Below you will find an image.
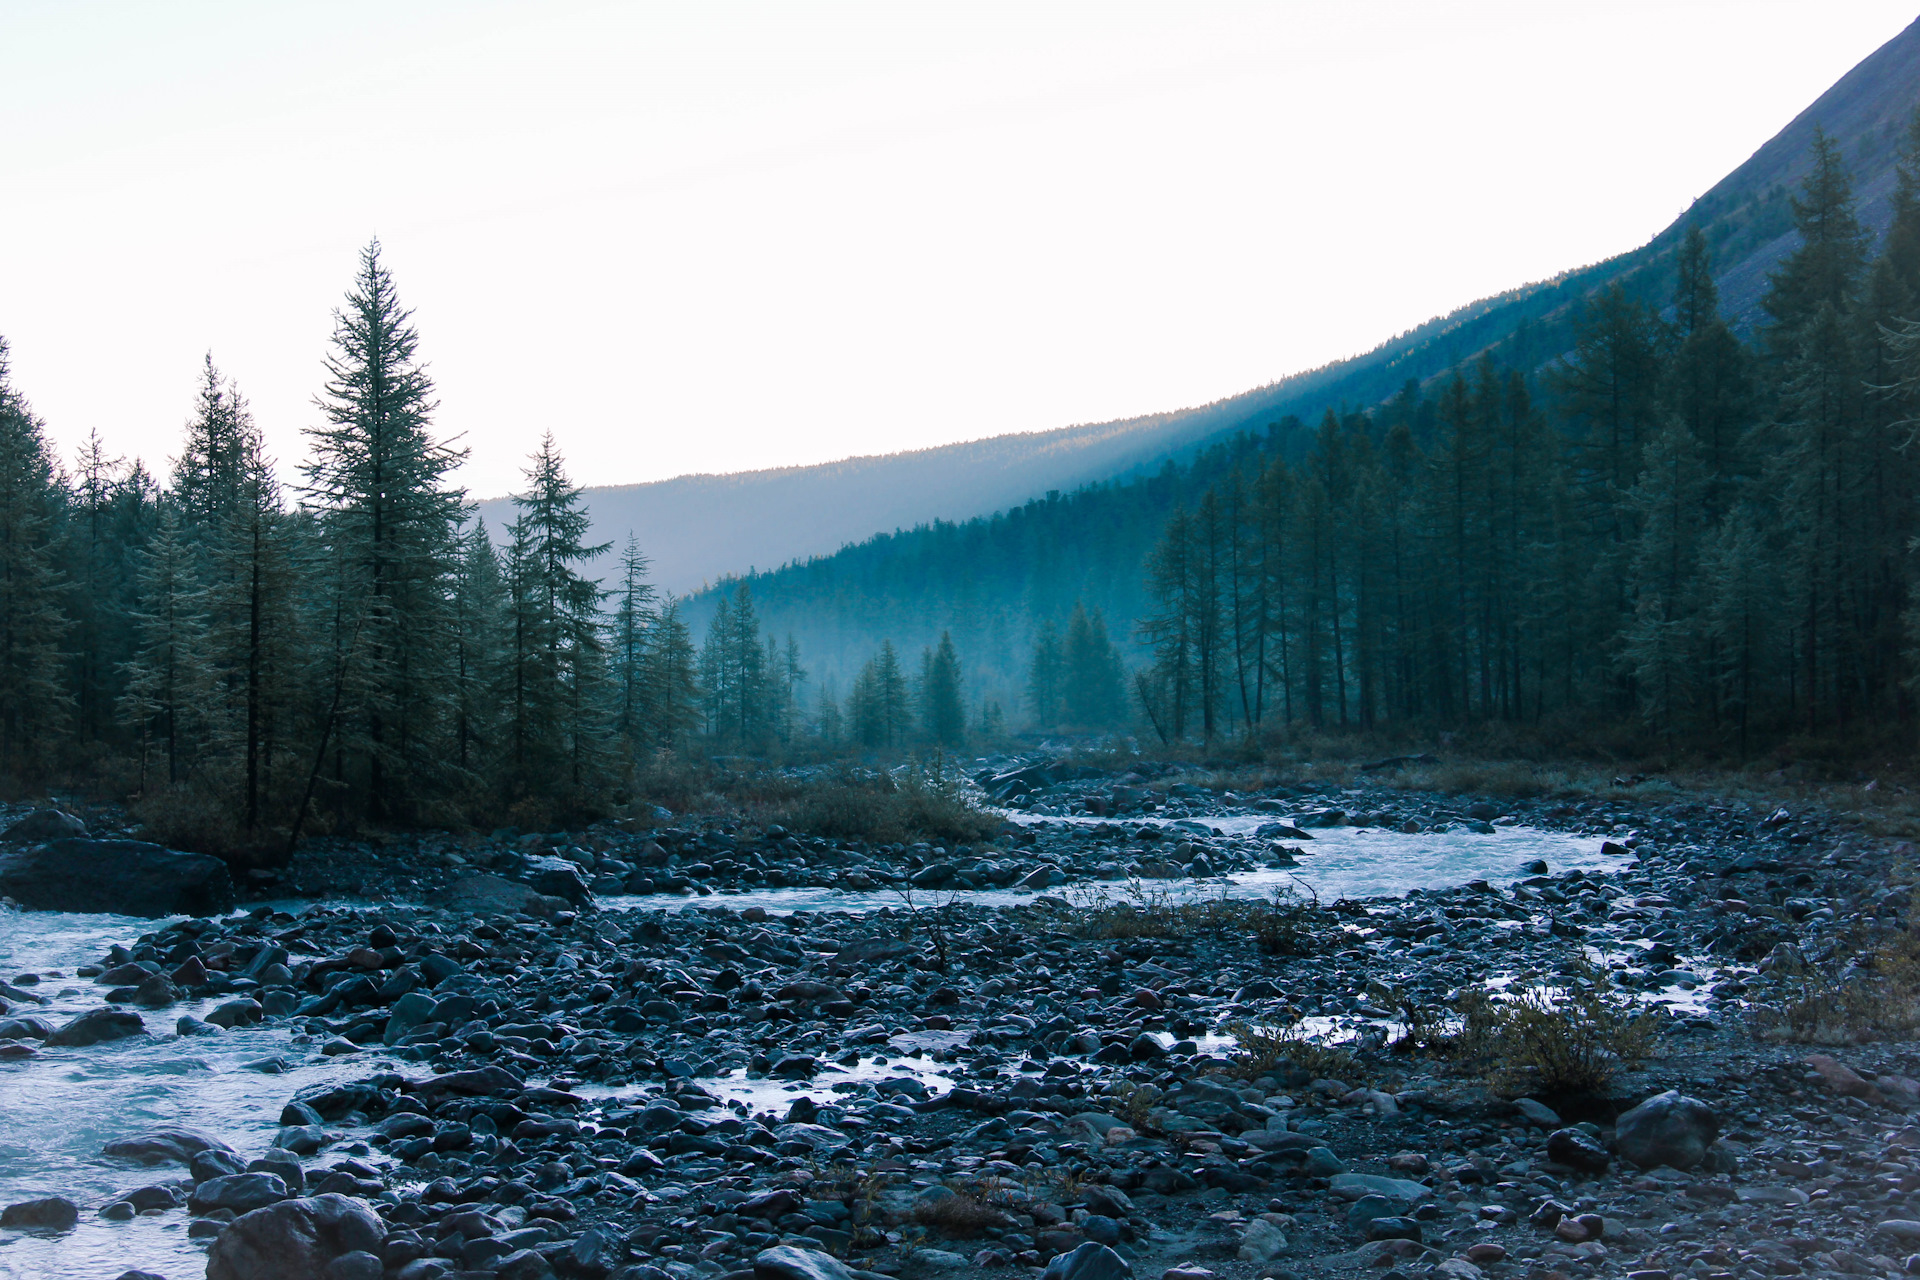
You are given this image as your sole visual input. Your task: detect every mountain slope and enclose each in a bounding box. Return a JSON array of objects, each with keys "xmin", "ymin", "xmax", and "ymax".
[
  {"xmin": 474, "ymin": 396, "xmax": 1284, "ymax": 593},
  {"xmin": 682, "ymin": 16, "xmax": 1920, "ymax": 708},
  {"xmin": 490, "ymin": 18, "xmax": 1920, "ymax": 595}
]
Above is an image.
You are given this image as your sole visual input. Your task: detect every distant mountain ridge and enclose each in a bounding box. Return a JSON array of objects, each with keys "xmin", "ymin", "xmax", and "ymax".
[{"xmin": 486, "ymin": 15, "xmax": 1920, "ymax": 600}]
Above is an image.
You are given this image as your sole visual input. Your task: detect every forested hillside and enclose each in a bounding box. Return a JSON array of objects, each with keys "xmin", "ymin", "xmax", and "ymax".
[
  {"xmin": 694, "ymin": 18, "xmax": 1920, "ymax": 740},
  {"xmin": 538, "ymin": 18, "xmax": 1920, "ymax": 603}
]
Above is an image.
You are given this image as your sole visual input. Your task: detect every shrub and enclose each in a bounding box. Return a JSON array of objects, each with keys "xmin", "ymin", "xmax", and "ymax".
[
  {"xmin": 1750, "ymin": 928, "xmax": 1920, "ymax": 1043},
  {"xmin": 777, "ymin": 765, "xmax": 1004, "ymax": 845},
  {"xmin": 1452, "ymin": 961, "xmax": 1658, "ymax": 1096},
  {"xmin": 1071, "ymin": 884, "xmax": 1323, "ymax": 953},
  {"xmin": 1220, "ymin": 1016, "xmax": 1353, "ymax": 1081},
  {"xmin": 911, "ymin": 1190, "xmax": 1017, "ymax": 1238},
  {"xmin": 129, "ymin": 782, "xmax": 276, "ymax": 864}
]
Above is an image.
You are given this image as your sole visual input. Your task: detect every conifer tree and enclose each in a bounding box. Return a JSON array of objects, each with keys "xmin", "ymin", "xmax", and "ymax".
[
  {"xmin": 1062, "ymin": 601, "xmax": 1125, "ymax": 728},
  {"xmin": 119, "ymin": 506, "xmax": 210, "ymax": 786},
  {"xmin": 197, "ymin": 395, "xmax": 296, "ymax": 831},
  {"xmin": 501, "ymin": 434, "xmax": 610, "ymax": 801},
  {"xmin": 701, "ymin": 583, "xmax": 769, "ymax": 748},
  {"xmin": 1668, "ymin": 226, "xmax": 1751, "ymax": 512},
  {"xmin": 66, "ymin": 429, "xmax": 145, "ymax": 749},
  {"xmin": 1026, "ymin": 621, "xmax": 1064, "ymax": 730},
  {"xmin": 1762, "ymin": 126, "xmax": 1868, "ymax": 353},
  {"xmin": 449, "ymin": 520, "xmax": 504, "ymax": 778},
  {"xmin": 610, "ymin": 535, "xmax": 656, "ymax": 757},
  {"xmin": 303, "ymin": 241, "xmax": 468, "ymax": 820},
  {"xmin": 1622, "ymin": 418, "xmax": 1708, "ymax": 740},
  {"xmin": 0, "ymin": 339, "xmax": 72, "ymax": 775},
  {"xmin": 848, "ymin": 641, "xmax": 908, "ymax": 749},
  {"xmin": 919, "ymin": 631, "xmax": 965, "ymax": 747},
  {"xmin": 640, "ymin": 600, "xmax": 701, "ymax": 751}
]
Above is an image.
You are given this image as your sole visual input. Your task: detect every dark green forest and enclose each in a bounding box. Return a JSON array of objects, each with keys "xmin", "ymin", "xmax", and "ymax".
[{"xmin": 7, "ymin": 124, "xmax": 1920, "ymax": 849}]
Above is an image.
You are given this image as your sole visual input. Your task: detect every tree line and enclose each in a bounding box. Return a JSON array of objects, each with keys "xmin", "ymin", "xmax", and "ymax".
[
  {"xmin": 0, "ymin": 243, "xmax": 1026, "ymax": 843},
  {"xmin": 1139, "ymin": 124, "xmax": 1920, "ymax": 753}
]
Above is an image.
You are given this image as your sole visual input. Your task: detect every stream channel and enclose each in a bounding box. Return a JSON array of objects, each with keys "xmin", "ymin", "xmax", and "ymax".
[{"xmin": 0, "ymin": 821, "xmax": 1618, "ymax": 1278}]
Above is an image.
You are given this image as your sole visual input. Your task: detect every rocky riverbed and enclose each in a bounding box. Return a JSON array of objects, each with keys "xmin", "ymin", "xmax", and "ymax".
[{"xmin": 3, "ymin": 764, "xmax": 1920, "ymax": 1280}]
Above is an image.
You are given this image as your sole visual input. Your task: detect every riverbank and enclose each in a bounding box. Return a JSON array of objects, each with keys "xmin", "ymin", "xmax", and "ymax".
[{"xmin": 1, "ymin": 764, "xmax": 1916, "ymax": 1280}]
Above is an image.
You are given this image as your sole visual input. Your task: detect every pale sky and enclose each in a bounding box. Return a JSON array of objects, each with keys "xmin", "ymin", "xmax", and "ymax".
[{"xmin": 3, "ymin": 1, "xmax": 1916, "ymax": 499}]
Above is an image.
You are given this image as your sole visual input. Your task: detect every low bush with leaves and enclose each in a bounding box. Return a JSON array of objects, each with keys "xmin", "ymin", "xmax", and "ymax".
[
  {"xmin": 1220, "ymin": 1016, "xmax": 1354, "ymax": 1081},
  {"xmin": 1452, "ymin": 960, "xmax": 1658, "ymax": 1096},
  {"xmin": 773, "ymin": 763, "xmax": 1003, "ymax": 845},
  {"xmin": 1749, "ymin": 925, "xmax": 1920, "ymax": 1043},
  {"xmin": 1070, "ymin": 884, "xmax": 1322, "ymax": 954}
]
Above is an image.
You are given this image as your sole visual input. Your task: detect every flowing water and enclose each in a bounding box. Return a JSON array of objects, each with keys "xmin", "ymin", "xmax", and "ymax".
[
  {"xmin": 0, "ymin": 910, "xmax": 406, "ymax": 1280},
  {"xmin": 601, "ymin": 821, "xmax": 1620, "ymax": 916},
  {"xmin": 0, "ymin": 821, "xmax": 1618, "ymax": 1278}
]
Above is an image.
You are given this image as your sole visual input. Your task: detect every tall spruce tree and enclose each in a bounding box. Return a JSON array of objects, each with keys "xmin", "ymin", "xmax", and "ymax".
[
  {"xmin": 449, "ymin": 520, "xmax": 504, "ymax": 779},
  {"xmin": 640, "ymin": 600, "xmax": 701, "ymax": 752},
  {"xmin": 302, "ymin": 241, "xmax": 468, "ymax": 821}
]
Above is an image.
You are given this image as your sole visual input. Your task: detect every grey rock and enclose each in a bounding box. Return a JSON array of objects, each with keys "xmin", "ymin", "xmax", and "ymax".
[
  {"xmin": 104, "ymin": 1127, "xmax": 232, "ymax": 1165},
  {"xmin": 754, "ymin": 1245, "xmax": 856, "ymax": 1280},
  {"xmin": 1, "ymin": 809, "xmax": 87, "ymax": 842},
  {"xmin": 1040, "ymin": 1242, "xmax": 1132, "ymax": 1280},
  {"xmin": 1302, "ymin": 1147, "xmax": 1346, "ymax": 1176},
  {"xmin": 46, "ymin": 1007, "xmax": 145, "ymax": 1046},
  {"xmin": 1614, "ymin": 1090, "xmax": 1720, "ymax": 1171},
  {"xmin": 191, "ymin": 1148, "xmax": 250, "ymax": 1182},
  {"xmin": 205, "ymin": 1193, "xmax": 385, "ymax": 1280},
  {"xmin": 383, "ymin": 991, "xmax": 438, "ymax": 1046},
  {"xmin": 1364, "ymin": 1216, "xmax": 1421, "ymax": 1242},
  {"xmin": 0, "ymin": 1196, "xmax": 78, "ymax": 1230},
  {"xmin": 0, "ymin": 838, "xmax": 234, "ymax": 916},
  {"xmin": 324, "ymin": 1252, "xmax": 382, "ymax": 1280},
  {"xmin": 1545, "ymin": 1127, "xmax": 1610, "ymax": 1174},
  {"xmin": 205, "ymin": 999, "xmax": 263, "ymax": 1029},
  {"xmin": 189, "ymin": 1173, "xmax": 291, "ymax": 1215},
  {"xmin": 441, "ymin": 873, "xmax": 562, "ymax": 919},
  {"xmin": 1513, "ymin": 1097, "xmax": 1561, "ymax": 1127},
  {"xmin": 1328, "ymin": 1174, "xmax": 1431, "ymax": 1203}
]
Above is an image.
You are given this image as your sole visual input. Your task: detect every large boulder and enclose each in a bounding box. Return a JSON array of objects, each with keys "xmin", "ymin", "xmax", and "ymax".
[
  {"xmin": 0, "ymin": 810, "xmax": 87, "ymax": 842},
  {"xmin": 205, "ymin": 1193, "xmax": 385, "ymax": 1280},
  {"xmin": 521, "ymin": 857, "xmax": 591, "ymax": 905},
  {"xmin": 1615, "ymin": 1090, "xmax": 1720, "ymax": 1170},
  {"xmin": 0, "ymin": 838, "xmax": 233, "ymax": 916},
  {"xmin": 46, "ymin": 1007, "xmax": 145, "ymax": 1047},
  {"xmin": 441, "ymin": 873, "xmax": 564, "ymax": 919}
]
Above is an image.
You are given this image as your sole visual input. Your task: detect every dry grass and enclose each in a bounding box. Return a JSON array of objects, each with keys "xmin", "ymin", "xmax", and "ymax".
[{"xmin": 127, "ymin": 781, "xmax": 291, "ymax": 865}]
